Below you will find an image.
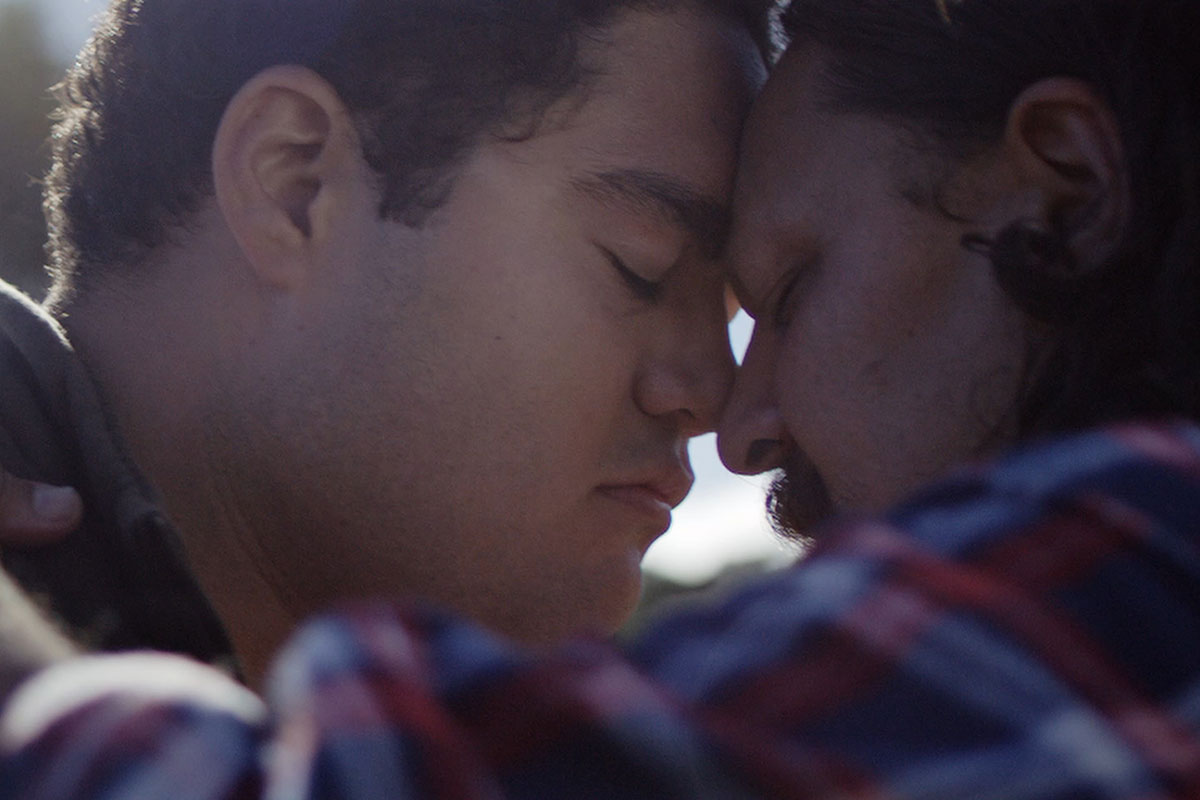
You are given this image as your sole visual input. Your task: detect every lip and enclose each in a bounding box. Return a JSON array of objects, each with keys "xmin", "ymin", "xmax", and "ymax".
[
  {"xmin": 596, "ymin": 465, "xmax": 695, "ymax": 539},
  {"xmin": 596, "ymin": 485, "xmax": 675, "ymax": 537}
]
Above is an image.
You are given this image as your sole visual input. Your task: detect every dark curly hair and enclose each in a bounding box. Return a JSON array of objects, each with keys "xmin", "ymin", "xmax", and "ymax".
[
  {"xmin": 779, "ymin": 0, "xmax": 1200, "ymax": 435},
  {"xmin": 45, "ymin": 0, "xmax": 777, "ymax": 297}
]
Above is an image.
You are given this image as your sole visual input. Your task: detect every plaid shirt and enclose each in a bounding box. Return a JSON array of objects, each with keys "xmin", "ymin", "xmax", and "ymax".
[{"xmin": 4, "ymin": 422, "xmax": 1200, "ymax": 799}]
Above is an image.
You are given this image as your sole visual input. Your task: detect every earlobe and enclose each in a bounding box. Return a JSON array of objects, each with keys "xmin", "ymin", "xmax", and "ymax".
[
  {"xmin": 211, "ymin": 66, "xmax": 360, "ymax": 289},
  {"xmin": 1004, "ymin": 77, "xmax": 1129, "ymax": 268}
]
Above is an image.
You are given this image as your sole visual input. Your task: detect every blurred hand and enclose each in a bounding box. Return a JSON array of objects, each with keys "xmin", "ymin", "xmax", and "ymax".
[{"xmin": 0, "ymin": 470, "xmax": 81, "ymax": 547}]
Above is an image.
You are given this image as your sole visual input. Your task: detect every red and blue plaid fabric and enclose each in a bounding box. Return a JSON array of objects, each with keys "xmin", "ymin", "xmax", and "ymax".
[{"xmin": 5, "ymin": 422, "xmax": 1200, "ymax": 798}]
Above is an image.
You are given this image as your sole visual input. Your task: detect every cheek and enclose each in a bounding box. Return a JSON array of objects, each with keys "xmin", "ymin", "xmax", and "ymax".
[
  {"xmin": 773, "ymin": 259, "xmax": 910, "ymax": 423},
  {"xmin": 946, "ymin": 293, "xmax": 1030, "ymax": 436},
  {"xmin": 770, "ymin": 232, "xmax": 1028, "ymax": 508},
  {"xmin": 816, "ymin": 223, "xmax": 992, "ymax": 395},
  {"xmin": 770, "ymin": 321, "xmax": 855, "ymax": 445}
]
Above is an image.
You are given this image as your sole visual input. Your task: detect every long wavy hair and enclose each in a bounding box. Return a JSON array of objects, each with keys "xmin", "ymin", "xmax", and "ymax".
[{"xmin": 781, "ymin": 0, "xmax": 1200, "ymax": 435}]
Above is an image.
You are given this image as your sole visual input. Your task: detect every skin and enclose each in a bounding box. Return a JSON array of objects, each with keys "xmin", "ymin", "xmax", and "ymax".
[
  {"xmin": 718, "ymin": 49, "xmax": 1030, "ymax": 523},
  {"xmin": 63, "ymin": 6, "xmax": 765, "ymax": 684},
  {"xmin": 0, "ymin": 478, "xmax": 80, "ymax": 545},
  {"xmin": 718, "ymin": 48, "xmax": 1041, "ymax": 529},
  {"xmin": 718, "ymin": 46, "xmax": 1128, "ymax": 536}
]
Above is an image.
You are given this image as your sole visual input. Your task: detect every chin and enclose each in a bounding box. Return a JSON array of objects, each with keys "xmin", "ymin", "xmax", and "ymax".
[{"xmin": 525, "ymin": 568, "xmax": 645, "ymax": 644}]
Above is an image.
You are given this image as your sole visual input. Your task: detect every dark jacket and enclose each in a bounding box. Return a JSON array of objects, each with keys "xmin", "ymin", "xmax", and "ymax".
[{"xmin": 0, "ymin": 281, "xmax": 232, "ymax": 668}]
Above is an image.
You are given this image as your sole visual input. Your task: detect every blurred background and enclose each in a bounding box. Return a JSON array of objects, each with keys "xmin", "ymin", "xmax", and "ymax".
[{"xmin": 0, "ymin": 0, "xmax": 799, "ymax": 625}]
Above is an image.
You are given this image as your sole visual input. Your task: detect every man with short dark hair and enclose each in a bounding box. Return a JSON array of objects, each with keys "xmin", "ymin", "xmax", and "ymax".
[{"xmin": 0, "ymin": 0, "xmax": 770, "ymax": 684}]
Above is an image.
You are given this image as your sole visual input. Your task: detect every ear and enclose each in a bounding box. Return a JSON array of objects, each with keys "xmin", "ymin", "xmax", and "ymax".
[
  {"xmin": 1003, "ymin": 77, "xmax": 1129, "ymax": 269},
  {"xmin": 211, "ymin": 66, "xmax": 366, "ymax": 289}
]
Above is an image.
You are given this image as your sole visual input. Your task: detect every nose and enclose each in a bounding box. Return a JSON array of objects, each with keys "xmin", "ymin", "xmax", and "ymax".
[
  {"xmin": 634, "ymin": 308, "xmax": 736, "ymax": 438},
  {"xmin": 717, "ymin": 323, "xmax": 790, "ymax": 475}
]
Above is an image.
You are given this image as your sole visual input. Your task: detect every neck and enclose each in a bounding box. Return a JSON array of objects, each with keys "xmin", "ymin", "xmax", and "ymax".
[{"xmin": 58, "ymin": 257, "xmax": 297, "ymax": 689}]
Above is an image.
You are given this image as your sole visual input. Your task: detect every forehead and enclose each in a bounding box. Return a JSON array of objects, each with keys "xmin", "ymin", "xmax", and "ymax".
[
  {"xmin": 727, "ymin": 50, "xmax": 913, "ymax": 298},
  {"xmin": 735, "ymin": 50, "xmax": 851, "ymax": 222},
  {"xmin": 735, "ymin": 47, "xmax": 934, "ymax": 220},
  {"xmin": 534, "ymin": 6, "xmax": 766, "ymax": 210}
]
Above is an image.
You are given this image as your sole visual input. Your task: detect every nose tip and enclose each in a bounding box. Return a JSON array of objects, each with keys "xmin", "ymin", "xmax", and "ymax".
[
  {"xmin": 717, "ymin": 418, "xmax": 789, "ymax": 476},
  {"xmin": 716, "ymin": 325, "xmax": 788, "ymax": 476},
  {"xmin": 635, "ymin": 335, "xmax": 736, "ymax": 439},
  {"xmin": 744, "ymin": 438, "xmax": 788, "ymax": 472},
  {"xmin": 688, "ymin": 345, "xmax": 736, "ymax": 438}
]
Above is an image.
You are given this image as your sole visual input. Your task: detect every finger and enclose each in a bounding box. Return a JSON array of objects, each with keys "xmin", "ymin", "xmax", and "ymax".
[{"xmin": 0, "ymin": 473, "xmax": 82, "ymax": 546}]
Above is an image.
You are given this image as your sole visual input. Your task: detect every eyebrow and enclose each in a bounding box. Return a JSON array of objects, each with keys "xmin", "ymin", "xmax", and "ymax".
[{"xmin": 570, "ymin": 169, "xmax": 731, "ymax": 258}]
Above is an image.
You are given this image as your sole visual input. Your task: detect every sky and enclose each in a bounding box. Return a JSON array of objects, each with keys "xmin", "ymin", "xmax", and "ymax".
[
  {"xmin": 14, "ymin": 0, "xmax": 99, "ymax": 62},
  {"xmin": 643, "ymin": 315, "xmax": 796, "ymax": 583},
  {"xmin": 7, "ymin": 0, "xmax": 795, "ymax": 584}
]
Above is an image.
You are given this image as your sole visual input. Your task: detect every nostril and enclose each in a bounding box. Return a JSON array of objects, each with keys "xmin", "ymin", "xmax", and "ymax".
[{"xmin": 745, "ymin": 438, "xmax": 783, "ymax": 471}]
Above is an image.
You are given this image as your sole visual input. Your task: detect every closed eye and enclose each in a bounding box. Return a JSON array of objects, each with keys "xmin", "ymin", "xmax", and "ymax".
[
  {"xmin": 771, "ymin": 272, "xmax": 802, "ymax": 329},
  {"xmin": 603, "ymin": 248, "xmax": 663, "ymax": 303},
  {"xmin": 771, "ymin": 256, "xmax": 820, "ymax": 330}
]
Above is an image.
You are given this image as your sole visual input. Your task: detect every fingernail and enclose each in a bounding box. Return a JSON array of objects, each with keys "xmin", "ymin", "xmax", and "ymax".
[{"xmin": 32, "ymin": 484, "xmax": 79, "ymax": 521}]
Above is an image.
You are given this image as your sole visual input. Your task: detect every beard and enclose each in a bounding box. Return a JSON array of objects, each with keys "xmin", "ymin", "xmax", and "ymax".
[{"xmin": 766, "ymin": 454, "xmax": 835, "ymax": 547}]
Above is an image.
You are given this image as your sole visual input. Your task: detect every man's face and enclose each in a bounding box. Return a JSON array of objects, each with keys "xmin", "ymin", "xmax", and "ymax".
[
  {"xmin": 235, "ymin": 7, "xmax": 765, "ymax": 640},
  {"xmin": 718, "ymin": 49, "xmax": 1030, "ymax": 537}
]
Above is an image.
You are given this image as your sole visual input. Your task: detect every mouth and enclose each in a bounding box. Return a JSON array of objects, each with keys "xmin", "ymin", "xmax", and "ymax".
[
  {"xmin": 596, "ymin": 465, "xmax": 694, "ymax": 542},
  {"xmin": 597, "ymin": 485, "xmax": 672, "ymax": 532}
]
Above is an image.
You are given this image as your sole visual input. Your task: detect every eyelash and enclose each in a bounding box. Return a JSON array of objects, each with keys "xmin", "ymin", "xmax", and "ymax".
[
  {"xmin": 772, "ymin": 276, "xmax": 800, "ymax": 328},
  {"xmin": 604, "ymin": 249, "xmax": 663, "ymax": 303},
  {"xmin": 771, "ymin": 260, "xmax": 816, "ymax": 330}
]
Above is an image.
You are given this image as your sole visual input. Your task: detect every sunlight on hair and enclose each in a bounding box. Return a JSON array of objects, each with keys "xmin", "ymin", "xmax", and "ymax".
[{"xmin": 935, "ymin": 0, "xmax": 963, "ymax": 23}]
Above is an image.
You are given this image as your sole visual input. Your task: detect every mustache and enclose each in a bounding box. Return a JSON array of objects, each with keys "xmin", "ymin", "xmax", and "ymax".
[{"xmin": 765, "ymin": 455, "xmax": 834, "ymax": 548}]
